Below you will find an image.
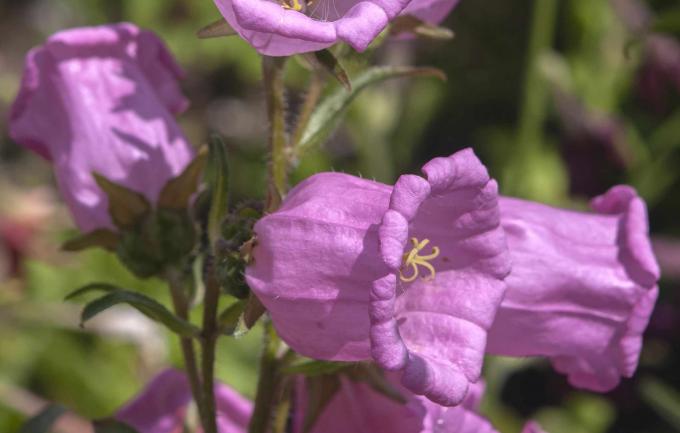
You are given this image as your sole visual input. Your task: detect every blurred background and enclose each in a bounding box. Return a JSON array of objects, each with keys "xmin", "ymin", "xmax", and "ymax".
[{"xmin": 1, "ymin": 0, "xmax": 679, "ymax": 432}]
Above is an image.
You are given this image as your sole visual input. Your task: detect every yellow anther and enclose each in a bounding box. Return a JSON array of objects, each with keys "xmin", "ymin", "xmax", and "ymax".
[
  {"xmin": 281, "ymin": 0, "xmax": 303, "ymax": 11},
  {"xmin": 399, "ymin": 237, "xmax": 440, "ymax": 283}
]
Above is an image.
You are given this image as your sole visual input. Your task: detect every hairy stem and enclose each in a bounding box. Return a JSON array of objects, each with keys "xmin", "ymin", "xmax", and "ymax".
[
  {"xmin": 262, "ymin": 56, "xmax": 289, "ymax": 211},
  {"xmin": 248, "ymin": 322, "xmax": 280, "ymax": 433},
  {"xmin": 166, "ymin": 269, "xmax": 207, "ymax": 432}
]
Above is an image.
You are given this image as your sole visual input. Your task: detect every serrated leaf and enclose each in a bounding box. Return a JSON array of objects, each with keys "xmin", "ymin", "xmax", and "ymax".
[
  {"xmin": 94, "ymin": 419, "xmax": 141, "ymax": 433},
  {"xmin": 282, "ymin": 360, "xmax": 353, "ymax": 376},
  {"xmin": 308, "ymin": 49, "xmax": 351, "ymax": 91},
  {"xmin": 302, "ymin": 375, "xmax": 341, "ymax": 433},
  {"xmin": 218, "ymin": 299, "xmax": 247, "ymax": 336},
  {"xmin": 61, "ymin": 229, "xmax": 120, "ymax": 252},
  {"xmin": 295, "ymin": 66, "xmax": 446, "ymax": 158},
  {"xmin": 93, "ymin": 173, "xmax": 151, "ymax": 229},
  {"xmin": 64, "ymin": 282, "xmax": 121, "ymax": 300},
  {"xmin": 158, "ymin": 147, "xmax": 209, "ymax": 209},
  {"xmin": 206, "ymin": 135, "xmax": 230, "ymax": 246},
  {"xmin": 81, "ymin": 290, "xmax": 200, "ymax": 337},
  {"xmin": 19, "ymin": 404, "xmax": 66, "ymax": 433},
  {"xmin": 197, "ymin": 17, "xmax": 238, "ymax": 39},
  {"xmin": 391, "ymin": 15, "xmax": 455, "ymax": 40}
]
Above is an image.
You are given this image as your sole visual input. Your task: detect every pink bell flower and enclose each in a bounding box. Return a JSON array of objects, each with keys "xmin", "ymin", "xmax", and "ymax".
[
  {"xmin": 9, "ymin": 23, "xmax": 194, "ymax": 232},
  {"xmin": 486, "ymin": 186, "xmax": 660, "ymax": 392},
  {"xmin": 247, "ymin": 148, "xmax": 511, "ymax": 405}
]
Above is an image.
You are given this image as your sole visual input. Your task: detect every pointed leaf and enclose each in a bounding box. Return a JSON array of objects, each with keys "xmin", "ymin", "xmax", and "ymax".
[
  {"xmin": 206, "ymin": 135, "xmax": 230, "ymax": 246},
  {"xmin": 19, "ymin": 404, "xmax": 66, "ymax": 433},
  {"xmin": 295, "ymin": 66, "xmax": 446, "ymax": 158},
  {"xmin": 308, "ymin": 50, "xmax": 351, "ymax": 91},
  {"xmin": 94, "ymin": 419, "xmax": 140, "ymax": 433},
  {"xmin": 65, "ymin": 282, "xmax": 121, "ymax": 300},
  {"xmin": 391, "ymin": 15, "xmax": 455, "ymax": 40},
  {"xmin": 197, "ymin": 18, "xmax": 238, "ymax": 39},
  {"xmin": 61, "ymin": 229, "xmax": 120, "ymax": 252},
  {"xmin": 93, "ymin": 173, "xmax": 151, "ymax": 229},
  {"xmin": 282, "ymin": 360, "xmax": 353, "ymax": 376},
  {"xmin": 303, "ymin": 375, "xmax": 341, "ymax": 433},
  {"xmin": 158, "ymin": 147, "xmax": 209, "ymax": 209},
  {"xmin": 81, "ymin": 290, "xmax": 200, "ymax": 337}
]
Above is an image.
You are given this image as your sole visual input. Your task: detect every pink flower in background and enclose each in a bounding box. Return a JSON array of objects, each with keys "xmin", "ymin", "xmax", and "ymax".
[
  {"xmin": 247, "ymin": 148, "xmax": 511, "ymax": 405},
  {"xmin": 212, "ymin": 0, "xmax": 413, "ymax": 56},
  {"xmin": 9, "ymin": 23, "xmax": 194, "ymax": 232},
  {"xmin": 116, "ymin": 369, "xmax": 251, "ymax": 433},
  {"xmin": 486, "ymin": 186, "xmax": 660, "ymax": 392}
]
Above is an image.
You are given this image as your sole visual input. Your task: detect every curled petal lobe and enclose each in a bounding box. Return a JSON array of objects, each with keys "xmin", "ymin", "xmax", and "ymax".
[
  {"xmin": 9, "ymin": 23, "xmax": 194, "ymax": 231},
  {"xmin": 487, "ymin": 186, "xmax": 660, "ymax": 392},
  {"xmin": 399, "ymin": 0, "xmax": 461, "ymax": 25}
]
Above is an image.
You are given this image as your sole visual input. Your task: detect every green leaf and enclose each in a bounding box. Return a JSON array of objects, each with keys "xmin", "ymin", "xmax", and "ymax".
[
  {"xmin": 639, "ymin": 377, "xmax": 680, "ymax": 429},
  {"xmin": 64, "ymin": 282, "xmax": 121, "ymax": 300},
  {"xmin": 206, "ymin": 135, "xmax": 230, "ymax": 246},
  {"xmin": 282, "ymin": 360, "xmax": 353, "ymax": 376},
  {"xmin": 391, "ymin": 15, "xmax": 455, "ymax": 40},
  {"xmin": 93, "ymin": 173, "xmax": 151, "ymax": 229},
  {"xmin": 19, "ymin": 404, "xmax": 66, "ymax": 433},
  {"xmin": 295, "ymin": 66, "xmax": 446, "ymax": 159},
  {"xmin": 158, "ymin": 147, "xmax": 209, "ymax": 209},
  {"xmin": 196, "ymin": 17, "xmax": 238, "ymax": 39},
  {"xmin": 308, "ymin": 49, "xmax": 351, "ymax": 91},
  {"xmin": 81, "ymin": 290, "xmax": 200, "ymax": 337},
  {"xmin": 93, "ymin": 419, "xmax": 141, "ymax": 433},
  {"xmin": 61, "ymin": 229, "xmax": 120, "ymax": 252}
]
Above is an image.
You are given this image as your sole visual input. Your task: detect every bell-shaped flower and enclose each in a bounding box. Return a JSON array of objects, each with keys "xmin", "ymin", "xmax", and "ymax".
[
  {"xmin": 9, "ymin": 23, "xmax": 194, "ymax": 232},
  {"xmin": 486, "ymin": 186, "xmax": 660, "ymax": 392},
  {"xmin": 116, "ymin": 369, "xmax": 251, "ymax": 433},
  {"xmin": 247, "ymin": 148, "xmax": 511, "ymax": 405},
  {"xmin": 212, "ymin": 0, "xmax": 414, "ymax": 56}
]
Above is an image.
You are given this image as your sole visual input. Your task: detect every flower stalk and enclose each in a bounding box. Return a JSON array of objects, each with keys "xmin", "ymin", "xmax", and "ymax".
[{"xmin": 262, "ymin": 56, "xmax": 289, "ymax": 211}]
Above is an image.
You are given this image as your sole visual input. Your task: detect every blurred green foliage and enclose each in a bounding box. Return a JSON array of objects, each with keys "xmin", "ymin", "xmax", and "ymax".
[{"xmin": 1, "ymin": 0, "xmax": 679, "ymax": 432}]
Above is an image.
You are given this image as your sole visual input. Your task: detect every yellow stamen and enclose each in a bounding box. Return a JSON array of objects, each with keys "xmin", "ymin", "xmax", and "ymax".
[
  {"xmin": 399, "ymin": 237, "xmax": 440, "ymax": 282},
  {"xmin": 281, "ymin": 0, "xmax": 303, "ymax": 11}
]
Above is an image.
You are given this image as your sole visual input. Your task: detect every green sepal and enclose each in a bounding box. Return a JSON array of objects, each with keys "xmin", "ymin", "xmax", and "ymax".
[
  {"xmin": 391, "ymin": 15, "xmax": 455, "ymax": 40},
  {"xmin": 294, "ymin": 66, "xmax": 446, "ymax": 160},
  {"xmin": 206, "ymin": 135, "xmax": 231, "ymax": 246},
  {"xmin": 93, "ymin": 173, "xmax": 151, "ymax": 229},
  {"xmin": 196, "ymin": 17, "xmax": 238, "ymax": 39},
  {"xmin": 80, "ymin": 290, "xmax": 201, "ymax": 337},
  {"xmin": 93, "ymin": 419, "xmax": 141, "ymax": 433},
  {"xmin": 217, "ymin": 299, "xmax": 248, "ymax": 336},
  {"xmin": 158, "ymin": 147, "xmax": 208, "ymax": 210},
  {"xmin": 19, "ymin": 404, "xmax": 66, "ymax": 433},
  {"xmin": 243, "ymin": 292, "xmax": 266, "ymax": 329},
  {"xmin": 306, "ymin": 49, "xmax": 351, "ymax": 91},
  {"xmin": 301, "ymin": 375, "xmax": 342, "ymax": 433},
  {"xmin": 61, "ymin": 228, "xmax": 120, "ymax": 252},
  {"xmin": 346, "ymin": 363, "xmax": 407, "ymax": 404}
]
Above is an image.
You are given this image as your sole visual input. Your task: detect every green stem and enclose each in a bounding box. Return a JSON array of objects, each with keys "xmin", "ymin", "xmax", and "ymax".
[
  {"xmin": 516, "ymin": 0, "xmax": 559, "ymax": 151},
  {"xmin": 248, "ymin": 322, "xmax": 280, "ymax": 433},
  {"xmin": 166, "ymin": 269, "xmax": 208, "ymax": 432},
  {"xmin": 262, "ymin": 56, "xmax": 289, "ymax": 211},
  {"xmin": 200, "ymin": 259, "xmax": 221, "ymax": 433}
]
